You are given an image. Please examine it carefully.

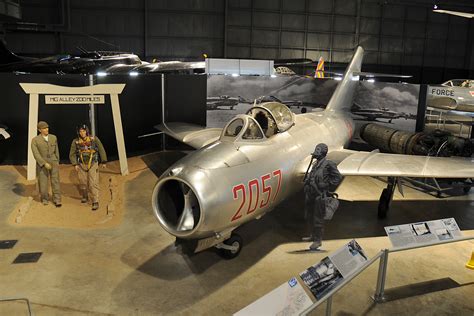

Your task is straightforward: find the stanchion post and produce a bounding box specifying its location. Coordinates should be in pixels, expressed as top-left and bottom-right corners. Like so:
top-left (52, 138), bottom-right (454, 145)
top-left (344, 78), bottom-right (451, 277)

top-left (373, 248), bottom-right (389, 303)
top-left (161, 73), bottom-right (166, 151)
top-left (325, 296), bottom-right (332, 316)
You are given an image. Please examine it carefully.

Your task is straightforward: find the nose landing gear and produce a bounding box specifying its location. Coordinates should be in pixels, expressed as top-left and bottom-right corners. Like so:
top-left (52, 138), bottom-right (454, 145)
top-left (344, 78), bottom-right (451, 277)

top-left (216, 233), bottom-right (243, 259)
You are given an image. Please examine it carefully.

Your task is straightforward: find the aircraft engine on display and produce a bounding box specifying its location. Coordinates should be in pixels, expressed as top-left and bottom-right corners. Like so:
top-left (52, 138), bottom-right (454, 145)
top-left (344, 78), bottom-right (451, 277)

top-left (360, 123), bottom-right (474, 157)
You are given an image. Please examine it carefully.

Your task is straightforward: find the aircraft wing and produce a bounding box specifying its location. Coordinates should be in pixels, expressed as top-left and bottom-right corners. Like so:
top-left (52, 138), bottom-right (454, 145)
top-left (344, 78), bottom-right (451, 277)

top-left (297, 149), bottom-right (474, 178)
top-left (155, 123), bottom-right (222, 149)
top-left (336, 151), bottom-right (474, 178)
top-left (433, 9), bottom-right (474, 19)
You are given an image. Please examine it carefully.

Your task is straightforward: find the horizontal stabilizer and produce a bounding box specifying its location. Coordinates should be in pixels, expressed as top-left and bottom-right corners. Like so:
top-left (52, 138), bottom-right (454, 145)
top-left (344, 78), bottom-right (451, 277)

top-left (155, 123), bottom-right (222, 149)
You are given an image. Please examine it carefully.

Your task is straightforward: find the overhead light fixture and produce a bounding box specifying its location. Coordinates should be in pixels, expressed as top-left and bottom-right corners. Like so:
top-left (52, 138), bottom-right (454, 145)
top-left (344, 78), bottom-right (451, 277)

top-left (129, 71), bottom-right (139, 76)
top-left (96, 72), bottom-right (107, 77)
top-left (367, 79), bottom-right (375, 83)
top-left (351, 75), bottom-right (360, 81)
top-left (271, 74), bottom-right (277, 78)
top-left (231, 73), bottom-right (239, 77)
top-left (334, 77), bottom-right (342, 81)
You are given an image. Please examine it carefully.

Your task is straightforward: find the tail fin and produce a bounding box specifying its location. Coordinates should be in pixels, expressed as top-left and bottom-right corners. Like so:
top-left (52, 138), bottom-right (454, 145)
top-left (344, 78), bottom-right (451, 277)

top-left (325, 46), bottom-right (364, 113)
top-left (314, 57), bottom-right (325, 78)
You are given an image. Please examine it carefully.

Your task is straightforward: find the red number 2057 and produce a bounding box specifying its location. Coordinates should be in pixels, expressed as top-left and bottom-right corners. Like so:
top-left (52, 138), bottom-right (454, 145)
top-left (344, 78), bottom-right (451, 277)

top-left (231, 170), bottom-right (282, 222)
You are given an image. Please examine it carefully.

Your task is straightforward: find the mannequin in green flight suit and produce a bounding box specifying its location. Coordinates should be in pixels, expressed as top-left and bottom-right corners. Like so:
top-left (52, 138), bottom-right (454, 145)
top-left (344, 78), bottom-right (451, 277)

top-left (69, 124), bottom-right (107, 211)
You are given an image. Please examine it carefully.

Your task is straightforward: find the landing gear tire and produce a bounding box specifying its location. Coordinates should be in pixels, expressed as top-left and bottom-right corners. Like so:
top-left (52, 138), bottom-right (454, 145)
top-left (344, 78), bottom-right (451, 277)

top-left (218, 233), bottom-right (243, 260)
top-left (301, 107), bottom-right (307, 114)
top-left (463, 186), bottom-right (471, 194)
top-left (378, 188), bottom-right (390, 219)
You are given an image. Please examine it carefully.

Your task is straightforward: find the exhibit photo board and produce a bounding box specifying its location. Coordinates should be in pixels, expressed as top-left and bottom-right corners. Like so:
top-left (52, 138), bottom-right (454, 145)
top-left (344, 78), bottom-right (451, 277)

top-left (385, 218), bottom-right (463, 248)
top-left (235, 240), bottom-right (368, 316)
top-left (299, 240), bottom-right (368, 300)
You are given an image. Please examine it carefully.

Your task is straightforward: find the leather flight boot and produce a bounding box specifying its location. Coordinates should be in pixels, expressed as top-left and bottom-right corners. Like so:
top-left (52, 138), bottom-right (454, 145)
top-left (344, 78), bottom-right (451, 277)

top-left (81, 189), bottom-right (88, 203)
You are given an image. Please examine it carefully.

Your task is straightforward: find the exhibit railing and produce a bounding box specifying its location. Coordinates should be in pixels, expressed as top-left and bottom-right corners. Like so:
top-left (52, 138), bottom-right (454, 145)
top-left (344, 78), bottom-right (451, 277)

top-left (299, 235), bottom-right (474, 316)
top-left (0, 297), bottom-right (32, 315)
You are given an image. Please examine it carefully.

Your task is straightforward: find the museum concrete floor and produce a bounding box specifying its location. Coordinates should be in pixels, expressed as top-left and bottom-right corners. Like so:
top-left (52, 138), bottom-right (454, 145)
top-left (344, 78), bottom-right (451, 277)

top-left (0, 151), bottom-right (473, 315)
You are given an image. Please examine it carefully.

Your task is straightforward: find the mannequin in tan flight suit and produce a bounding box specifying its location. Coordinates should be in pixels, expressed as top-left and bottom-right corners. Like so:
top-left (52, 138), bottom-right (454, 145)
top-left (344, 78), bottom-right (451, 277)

top-left (31, 121), bottom-right (62, 207)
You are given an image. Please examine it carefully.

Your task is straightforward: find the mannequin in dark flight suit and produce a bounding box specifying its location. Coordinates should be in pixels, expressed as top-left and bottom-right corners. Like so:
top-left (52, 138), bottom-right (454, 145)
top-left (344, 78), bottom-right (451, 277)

top-left (303, 143), bottom-right (342, 250)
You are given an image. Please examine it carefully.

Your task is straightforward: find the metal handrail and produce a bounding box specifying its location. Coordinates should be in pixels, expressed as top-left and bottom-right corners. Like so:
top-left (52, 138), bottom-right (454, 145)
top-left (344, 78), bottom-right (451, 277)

top-left (372, 235), bottom-right (474, 303)
top-left (300, 250), bottom-right (384, 316)
top-left (299, 235), bottom-right (474, 315)
top-left (0, 297), bottom-right (32, 315)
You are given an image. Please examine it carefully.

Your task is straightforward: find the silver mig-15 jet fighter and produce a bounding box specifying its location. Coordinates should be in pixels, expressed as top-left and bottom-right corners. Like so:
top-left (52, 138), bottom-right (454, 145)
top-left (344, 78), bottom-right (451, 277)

top-left (152, 46), bottom-right (474, 259)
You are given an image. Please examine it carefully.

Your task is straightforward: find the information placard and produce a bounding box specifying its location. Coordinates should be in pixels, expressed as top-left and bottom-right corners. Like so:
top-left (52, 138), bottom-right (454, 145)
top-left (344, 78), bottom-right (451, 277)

top-left (385, 218), bottom-right (463, 248)
top-left (299, 240), bottom-right (368, 300)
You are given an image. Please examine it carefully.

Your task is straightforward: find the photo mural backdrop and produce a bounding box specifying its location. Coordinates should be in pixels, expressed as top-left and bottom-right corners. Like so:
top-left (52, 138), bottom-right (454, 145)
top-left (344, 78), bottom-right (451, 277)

top-left (206, 75), bottom-right (420, 149)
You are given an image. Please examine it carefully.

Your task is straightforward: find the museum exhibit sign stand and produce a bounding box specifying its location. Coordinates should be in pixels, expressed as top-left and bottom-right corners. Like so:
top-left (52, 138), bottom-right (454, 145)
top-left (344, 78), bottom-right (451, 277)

top-left (299, 235), bottom-right (474, 316)
top-left (20, 83), bottom-right (128, 181)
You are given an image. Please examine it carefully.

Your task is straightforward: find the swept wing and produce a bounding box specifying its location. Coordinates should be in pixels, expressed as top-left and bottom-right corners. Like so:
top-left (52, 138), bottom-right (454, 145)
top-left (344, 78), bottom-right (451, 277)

top-left (155, 123), bottom-right (222, 149)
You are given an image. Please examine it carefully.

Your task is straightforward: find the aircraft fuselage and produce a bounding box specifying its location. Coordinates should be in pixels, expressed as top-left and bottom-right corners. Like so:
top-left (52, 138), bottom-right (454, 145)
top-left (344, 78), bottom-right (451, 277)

top-left (152, 110), bottom-right (353, 240)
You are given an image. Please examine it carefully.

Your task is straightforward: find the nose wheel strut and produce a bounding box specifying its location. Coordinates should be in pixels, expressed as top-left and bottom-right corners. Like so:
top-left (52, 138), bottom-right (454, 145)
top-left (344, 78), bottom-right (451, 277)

top-left (216, 233), bottom-right (243, 259)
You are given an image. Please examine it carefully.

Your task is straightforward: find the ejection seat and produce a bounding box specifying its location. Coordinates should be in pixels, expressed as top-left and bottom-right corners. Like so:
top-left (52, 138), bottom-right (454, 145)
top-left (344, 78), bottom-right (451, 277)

top-left (245, 102), bottom-right (294, 138)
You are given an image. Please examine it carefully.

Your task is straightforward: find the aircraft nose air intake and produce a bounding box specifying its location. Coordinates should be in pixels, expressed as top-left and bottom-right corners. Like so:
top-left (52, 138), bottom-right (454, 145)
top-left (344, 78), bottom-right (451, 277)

top-left (152, 178), bottom-right (201, 236)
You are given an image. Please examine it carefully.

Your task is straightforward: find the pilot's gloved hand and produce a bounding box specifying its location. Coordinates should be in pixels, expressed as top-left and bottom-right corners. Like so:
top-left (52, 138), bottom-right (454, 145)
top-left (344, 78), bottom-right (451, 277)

top-left (44, 163), bottom-right (52, 170)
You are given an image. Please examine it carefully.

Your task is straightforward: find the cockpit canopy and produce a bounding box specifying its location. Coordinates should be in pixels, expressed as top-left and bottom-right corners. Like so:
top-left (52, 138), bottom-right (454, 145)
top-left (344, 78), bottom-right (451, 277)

top-left (441, 79), bottom-right (473, 88)
top-left (220, 102), bottom-right (294, 141)
top-left (247, 102), bottom-right (294, 133)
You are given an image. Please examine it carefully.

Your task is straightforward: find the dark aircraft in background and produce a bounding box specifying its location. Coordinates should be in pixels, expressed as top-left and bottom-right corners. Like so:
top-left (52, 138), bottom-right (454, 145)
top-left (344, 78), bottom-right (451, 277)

top-left (206, 96), bottom-right (249, 110)
top-left (0, 41), bottom-right (205, 74)
top-left (351, 102), bottom-right (413, 123)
